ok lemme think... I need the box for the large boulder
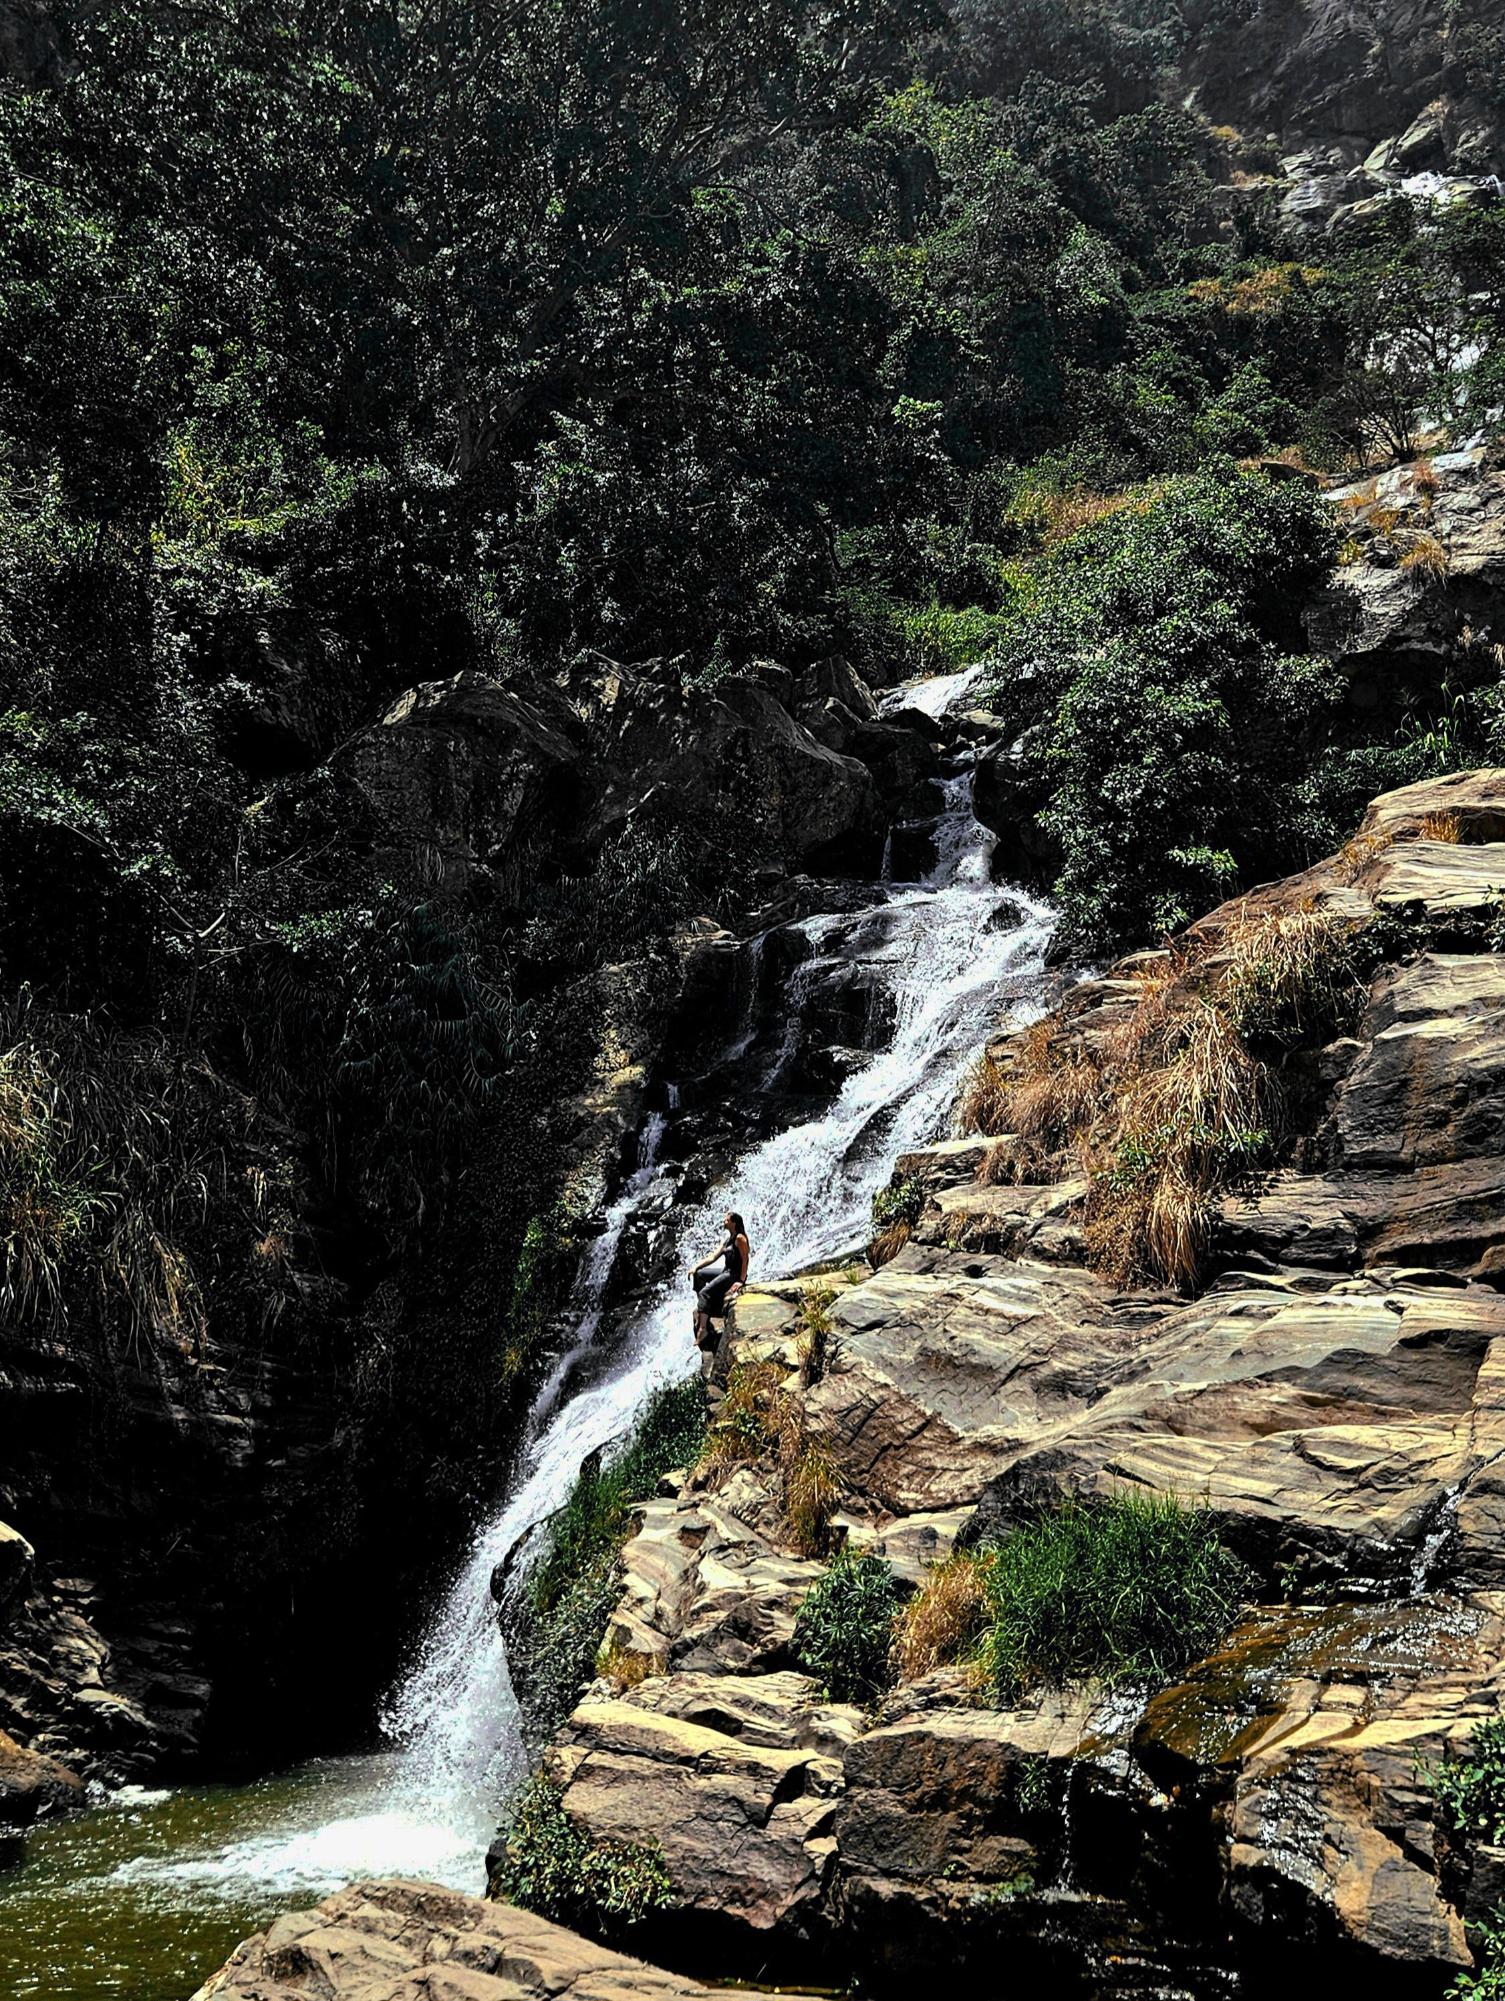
[0,1522,33,1619]
[0,1727,82,1827]
[341,670,580,899]
[193,1878,829,2001]
[576,666,880,872]
[547,1698,844,1947]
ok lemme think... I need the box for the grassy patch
[968,903,1363,1287]
[972,1492,1250,1700]
[491,1775,672,1936]
[791,1548,899,1704]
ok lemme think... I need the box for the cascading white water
[99,766,1052,1907]
[377,768,1051,1825]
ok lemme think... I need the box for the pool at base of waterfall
[0,1754,492,2001]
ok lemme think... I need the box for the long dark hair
[726,1211,748,1246]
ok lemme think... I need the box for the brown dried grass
[1420,809,1463,843]
[973,904,1361,1289]
[893,1550,992,1680]
[1401,533,1450,577]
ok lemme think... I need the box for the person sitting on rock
[689,1211,750,1350]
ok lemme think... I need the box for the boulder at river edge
[193,1880,826,2001]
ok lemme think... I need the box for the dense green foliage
[491,1776,673,1936]
[1435,1718,1505,1850]
[985,467,1341,946]
[5,0,1505,1362]
[508,1378,708,1740]
[791,1548,901,1702]
[973,1492,1250,1697]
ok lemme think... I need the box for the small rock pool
[0,1753,491,2001]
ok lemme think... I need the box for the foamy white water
[113,768,1052,1902]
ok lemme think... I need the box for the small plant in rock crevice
[1433,1716,1505,1850]
[791,1547,900,1704]
[491,1775,673,1936]
[870,1173,927,1266]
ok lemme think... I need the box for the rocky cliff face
[0,649,946,1823]
[1179,0,1502,240]
[511,767,1505,1997]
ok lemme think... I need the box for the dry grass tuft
[702,1356,840,1555]
[1413,457,1441,505]
[1401,533,1450,578]
[869,1218,912,1267]
[893,1550,992,1680]
[957,1048,1012,1136]
[597,1641,654,1689]
[779,1410,839,1558]
[966,904,1362,1290]
[1419,809,1463,843]
[1335,828,1396,882]
[702,1360,783,1467]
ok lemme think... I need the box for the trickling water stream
[0,750,1053,2001]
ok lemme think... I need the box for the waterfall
[379,769,1052,1825]
[107,766,1052,1904]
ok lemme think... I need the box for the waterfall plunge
[380,769,1053,1836]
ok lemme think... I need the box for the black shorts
[696,1271,736,1317]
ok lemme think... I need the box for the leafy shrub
[981,465,1339,955]
[492,1776,672,1935]
[973,1492,1250,1699]
[1454,1915,1505,1998]
[1434,1717,1505,1849]
[792,1549,899,1703]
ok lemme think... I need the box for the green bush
[492,1776,672,1935]
[872,1175,926,1231]
[973,1492,1250,1699]
[510,1377,708,1737]
[791,1548,899,1704]
[982,465,1339,954]
[1435,1717,1505,1849]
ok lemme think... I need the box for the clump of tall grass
[0,992,242,1353]
[972,1492,1251,1699]
[1420,808,1464,843]
[702,1358,839,1555]
[959,904,1362,1287]
[893,1548,991,1679]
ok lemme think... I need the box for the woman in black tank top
[690,1211,750,1351]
